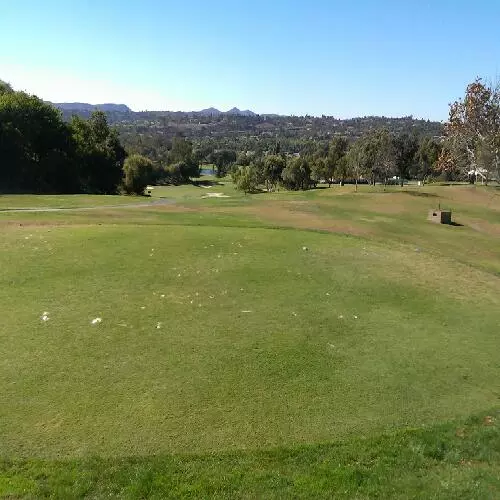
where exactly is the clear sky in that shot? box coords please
[1,0,499,119]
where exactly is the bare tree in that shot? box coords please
[445,78,500,184]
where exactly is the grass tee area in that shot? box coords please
[1,182,500,498]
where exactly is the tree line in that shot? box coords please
[0,81,234,194]
[117,116,441,176]
[2,77,498,195]
[0,82,126,194]
[232,78,500,193]
[230,131,443,193]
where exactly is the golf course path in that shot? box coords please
[0,198,174,212]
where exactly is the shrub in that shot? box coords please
[232,165,260,193]
[122,154,154,194]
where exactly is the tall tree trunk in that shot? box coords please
[355,177,358,192]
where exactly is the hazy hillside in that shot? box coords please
[48,101,443,158]
[52,102,131,113]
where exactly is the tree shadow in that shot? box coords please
[402,190,438,198]
[192,180,224,187]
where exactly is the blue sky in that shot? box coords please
[1,0,499,119]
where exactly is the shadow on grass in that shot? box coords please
[402,190,438,198]
[192,180,224,187]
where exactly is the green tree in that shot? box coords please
[236,151,251,167]
[345,140,368,191]
[169,136,193,164]
[164,159,199,184]
[209,149,236,177]
[310,157,327,187]
[335,156,350,186]
[0,80,14,95]
[123,154,154,194]
[192,145,213,166]
[326,137,349,186]
[360,134,381,185]
[415,137,441,184]
[163,163,184,184]
[70,111,126,193]
[263,154,286,191]
[366,128,395,187]
[393,133,418,187]
[232,164,260,193]
[281,157,311,190]
[0,90,76,192]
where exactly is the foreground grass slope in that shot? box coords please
[2,412,499,498]
[1,183,499,497]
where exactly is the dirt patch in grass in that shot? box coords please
[0,220,92,229]
[464,218,500,237]
[439,186,500,210]
[217,201,373,236]
[354,193,423,214]
[371,243,500,304]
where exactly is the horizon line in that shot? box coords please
[50,101,443,122]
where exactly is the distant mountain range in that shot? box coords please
[51,102,257,116]
[198,107,257,116]
[52,103,132,113]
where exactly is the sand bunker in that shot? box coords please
[202,192,230,198]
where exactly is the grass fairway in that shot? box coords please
[1,183,499,497]
[0,194,152,210]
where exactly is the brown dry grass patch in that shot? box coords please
[0,219,90,229]
[215,201,372,236]
[439,186,500,210]
[463,218,500,237]
[355,193,427,215]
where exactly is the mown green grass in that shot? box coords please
[1,183,499,497]
[0,194,150,210]
[2,223,499,457]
